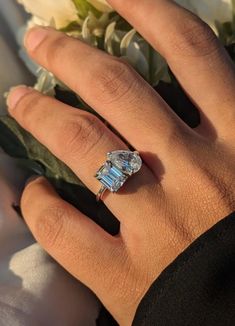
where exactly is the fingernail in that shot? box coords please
[7,86,32,112]
[24,26,49,51]
[25,175,41,188]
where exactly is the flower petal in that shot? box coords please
[17,0,78,28]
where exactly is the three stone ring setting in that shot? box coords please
[95,150,143,202]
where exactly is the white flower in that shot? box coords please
[17,0,235,93]
[87,0,113,13]
[17,0,78,28]
[176,0,233,32]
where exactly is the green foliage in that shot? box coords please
[0,115,81,185]
[0,115,120,234]
[73,0,99,18]
[60,21,82,33]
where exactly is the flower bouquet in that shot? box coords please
[0,0,235,233]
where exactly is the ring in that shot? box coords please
[95,150,142,202]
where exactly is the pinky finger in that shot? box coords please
[21,177,125,306]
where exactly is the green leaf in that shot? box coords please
[0,115,81,185]
[73,0,99,18]
[60,21,82,33]
[0,115,120,235]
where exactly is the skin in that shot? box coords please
[6,0,235,325]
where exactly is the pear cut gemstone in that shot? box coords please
[107,150,142,175]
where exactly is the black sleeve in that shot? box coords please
[133,211,235,326]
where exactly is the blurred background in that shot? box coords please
[0,0,34,110]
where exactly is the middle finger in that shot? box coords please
[108,0,235,138]
[24,27,193,169]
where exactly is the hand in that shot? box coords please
[7,0,235,325]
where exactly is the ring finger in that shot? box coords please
[7,87,157,228]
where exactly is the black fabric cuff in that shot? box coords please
[133,212,235,326]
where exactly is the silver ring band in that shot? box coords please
[96,185,107,202]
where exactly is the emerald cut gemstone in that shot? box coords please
[95,150,142,192]
[95,162,128,192]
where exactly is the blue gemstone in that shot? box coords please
[95,162,128,192]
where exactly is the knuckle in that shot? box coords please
[90,58,137,104]
[34,205,65,249]
[169,14,219,58]
[59,113,105,158]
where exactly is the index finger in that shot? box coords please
[107,0,235,139]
